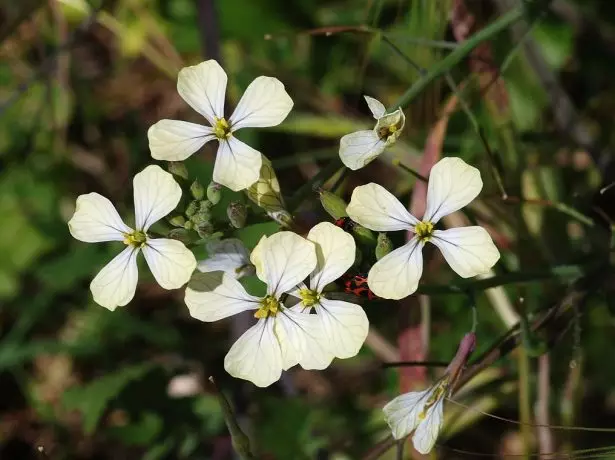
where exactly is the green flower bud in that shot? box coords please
[191,208,211,226]
[207,181,222,205]
[168,228,191,244]
[319,190,348,220]
[167,161,189,180]
[199,200,214,211]
[185,200,199,218]
[352,224,376,246]
[169,215,186,227]
[227,201,247,229]
[196,222,214,239]
[184,220,195,231]
[375,232,393,260]
[270,210,293,228]
[190,180,205,200]
[354,247,363,267]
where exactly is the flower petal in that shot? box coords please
[148,119,215,161]
[133,165,182,231]
[317,298,368,359]
[213,137,262,191]
[383,389,431,440]
[260,232,317,297]
[339,130,386,170]
[224,318,283,387]
[90,247,139,310]
[430,226,500,278]
[423,157,483,223]
[249,235,268,283]
[413,398,445,454]
[276,308,332,370]
[368,237,424,300]
[198,238,253,278]
[68,193,131,243]
[176,60,227,125]
[347,183,419,231]
[364,95,386,119]
[142,238,196,289]
[185,271,260,321]
[308,222,355,292]
[229,76,293,130]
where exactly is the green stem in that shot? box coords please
[518,346,532,460]
[288,159,343,212]
[388,7,525,112]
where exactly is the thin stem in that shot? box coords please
[391,159,428,182]
[518,345,532,460]
[288,159,343,212]
[501,195,595,227]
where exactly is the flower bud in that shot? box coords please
[167,161,189,180]
[185,200,199,218]
[227,201,247,229]
[206,181,222,205]
[183,220,194,231]
[375,232,393,260]
[196,222,214,239]
[190,180,205,200]
[354,247,363,267]
[191,208,211,226]
[168,228,191,244]
[269,210,293,228]
[169,215,186,228]
[352,224,376,246]
[319,190,348,220]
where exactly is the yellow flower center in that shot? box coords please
[414,221,434,242]
[254,295,280,319]
[213,117,232,140]
[299,288,320,308]
[123,230,147,248]
[418,378,448,420]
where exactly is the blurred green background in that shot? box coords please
[2,0,615,458]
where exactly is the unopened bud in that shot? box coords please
[199,200,214,211]
[191,208,211,226]
[184,220,195,231]
[168,228,191,244]
[190,181,205,200]
[167,161,189,180]
[354,247,363,267]
[207,181,222,205]
[319,190,348,220]
[352,224,376,245]
[185,200,199,217]
[169,215,186,227]
[375,232,393,260]
[196,222,214,239]
[227,201,247,229]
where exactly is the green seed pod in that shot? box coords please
[167,161,189,180]
[375,232,393,260]
[207,181,222,205]
[169,215,186,228]
[227,201,248,229]
[190,180,205,200]
[319,190,348,220]
[168,228,191,244]
[185,200,199,218]
[352,224,376,246]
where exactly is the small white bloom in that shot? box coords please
[339,95,405,170]
[383,379,448,454]
[185,232,330,387]
[148,60,294,191]
[291,222,369,362]
[68,165,197,310]
[347,157,500,299]
[197,238,255,279]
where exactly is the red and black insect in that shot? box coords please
[334,216,356,232]
[341,272,378,300]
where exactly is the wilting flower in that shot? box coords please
[347,157,500,300]
[245,155,292,226]
[290,222,369,361]
[68,165,197,310]
[197,238,255,279]
[184,232,330,387]
[339,95,405,170]
[383,333,476,454]
[148,60,293,191]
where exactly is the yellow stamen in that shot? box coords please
[123,230,147,248]
[254,295,280,319]
[418,378,448,420]
[414,221,434,242]
[213,117,232,139]
[299,288,320,308]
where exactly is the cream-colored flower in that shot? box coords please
[68,165,197,310]
[197,238,255,279]
[339,95,405,170]
[148,60,293,191]
[291,222,369,362]
[185,232,330,387]
[347,157,500,299]
[245,155,292,226]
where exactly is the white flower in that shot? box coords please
[290,222,369,361]
[347,157,500,299]
[383,379,448,454]
[147,60,293,192]
[339,95,405,170]
[184,232,331,387]
[197,238,255,279]
[68,165,197,310]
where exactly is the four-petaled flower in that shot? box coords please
[339,95,405,170]
[68,165,197,310]
[184,232,330,387]
[289,222,369,362]
[347,157,500,299]
[148,60,294,191]
[197,238,255,279]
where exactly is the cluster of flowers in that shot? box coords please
[68,60,500,454]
